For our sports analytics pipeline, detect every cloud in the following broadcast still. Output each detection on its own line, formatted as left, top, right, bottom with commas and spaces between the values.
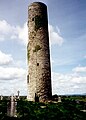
0, 20, 28, 45
17, 22, 28, 45
0, 50, 26, 68
0, 66, 26, 81
49, 24, 64, 46
0, 65, 27, 95
0, 51, 13, 65
0, 73, 27, 96
52, 72, 86, 95
0, 50, 27, 95
0, 20, 64, 46
0, 20, 18, 41
0, 69, 86, 95
72, 66, 86, 73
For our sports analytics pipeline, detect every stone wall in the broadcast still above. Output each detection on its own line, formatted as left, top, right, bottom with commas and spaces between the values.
27, 2, 52, 102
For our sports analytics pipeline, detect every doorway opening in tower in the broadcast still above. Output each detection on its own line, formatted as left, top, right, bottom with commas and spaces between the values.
35, 93, 39, 102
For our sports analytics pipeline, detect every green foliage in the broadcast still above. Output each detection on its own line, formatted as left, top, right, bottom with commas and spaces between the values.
34, 15, 47, 31
16, 99, 86, 120
33, 45, 41, 52
27, 49, 30, 60
35, 15, 43, 31
0, 100, 7, 119
0, 96, 86, 120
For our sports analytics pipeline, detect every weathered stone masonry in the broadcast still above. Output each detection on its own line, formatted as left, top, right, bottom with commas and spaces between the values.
27, 2, 52, 102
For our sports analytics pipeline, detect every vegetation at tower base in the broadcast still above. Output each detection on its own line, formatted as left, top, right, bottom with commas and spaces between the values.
0, 96, 86, 120
33, 45, 42, 52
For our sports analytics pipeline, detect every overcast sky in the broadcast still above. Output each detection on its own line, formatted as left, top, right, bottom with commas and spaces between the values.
0, 0, 86, 96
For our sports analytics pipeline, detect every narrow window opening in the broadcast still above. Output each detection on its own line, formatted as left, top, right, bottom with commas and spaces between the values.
27, 75, 29, 83
37, 63, 39, 66
32, 18, 34, 21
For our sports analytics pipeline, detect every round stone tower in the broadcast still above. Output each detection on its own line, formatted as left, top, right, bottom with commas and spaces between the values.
27, 2, 52, 102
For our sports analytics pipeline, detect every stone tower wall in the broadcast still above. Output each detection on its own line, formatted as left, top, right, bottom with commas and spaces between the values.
27, 2, 52, 102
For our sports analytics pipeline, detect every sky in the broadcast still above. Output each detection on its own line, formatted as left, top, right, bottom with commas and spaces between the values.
0, 0, 86, 96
